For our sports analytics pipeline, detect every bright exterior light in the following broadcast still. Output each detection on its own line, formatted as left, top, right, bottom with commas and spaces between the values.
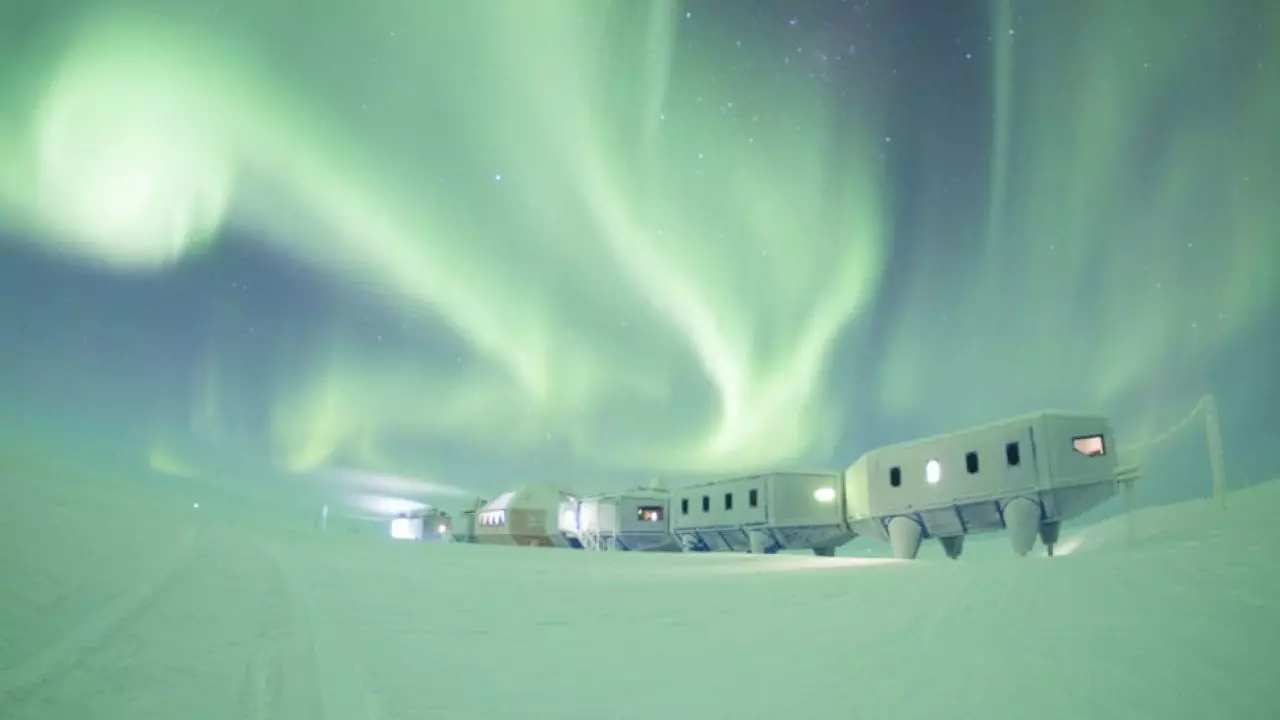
925, 459, 942, 485
390, 517, 415, 540
560, 509, 579, 532
813, 487, 837, 502
437, 524, 448, 534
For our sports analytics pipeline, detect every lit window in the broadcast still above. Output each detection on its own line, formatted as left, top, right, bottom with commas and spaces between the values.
561, 509, 579, 531
925, 459, 942, 485
813, 487, 836, 502
1072, 434, 1106, 457
637, 506, 664, 522
965, 451, 980, 474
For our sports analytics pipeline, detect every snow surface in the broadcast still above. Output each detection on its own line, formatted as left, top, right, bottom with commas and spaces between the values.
2, 455, 1277, 719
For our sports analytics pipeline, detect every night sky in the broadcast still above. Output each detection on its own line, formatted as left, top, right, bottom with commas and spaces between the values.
1, 0, 1277, 516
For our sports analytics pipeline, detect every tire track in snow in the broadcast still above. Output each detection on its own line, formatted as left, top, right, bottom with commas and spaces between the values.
236, 540, 291, 720
265, 541, 390, 720
0, 525, 207, 706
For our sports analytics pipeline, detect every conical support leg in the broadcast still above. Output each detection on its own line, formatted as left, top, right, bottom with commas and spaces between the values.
1002, 497, 1042, 557
1039, 521, 1061, 557
748, 530, 766, 555
887, 516, 923, 560
939, 535, 965, 559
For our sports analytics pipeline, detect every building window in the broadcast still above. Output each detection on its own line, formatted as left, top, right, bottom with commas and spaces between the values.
1072, 434, 1106, 457
560, 508, 579, 532
749, 489, 759, 507
637, 506, 664, 522
965, 451, 980, 474
701, 495, 710, 513
1006, 442, 1021, 466
724, 492, 734, 510
478, 510, 506, 527
889, 466, 901, 487
925, 459, 942, 485
680, 498, 689, 515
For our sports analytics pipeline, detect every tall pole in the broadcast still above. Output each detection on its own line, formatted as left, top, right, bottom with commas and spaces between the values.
1123, 473, 1136, 546
1202, 394, 1227, 511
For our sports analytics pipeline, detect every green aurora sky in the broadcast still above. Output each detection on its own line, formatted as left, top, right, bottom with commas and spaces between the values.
0, 0, 1276, 511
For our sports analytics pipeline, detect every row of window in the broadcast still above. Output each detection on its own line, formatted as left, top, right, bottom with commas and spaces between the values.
885, 434, 1106, 487
679, 488, 760, 516
478, 509, 507, 527
888, 441, 1021, 488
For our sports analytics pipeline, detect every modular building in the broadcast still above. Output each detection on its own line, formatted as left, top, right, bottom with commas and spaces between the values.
449, 497, 489, 544
558, 488, 681, 552
669, 471, 852, 556
843, 410, 1125, 559
474, 484, 577, 548
389, 507, 453, 541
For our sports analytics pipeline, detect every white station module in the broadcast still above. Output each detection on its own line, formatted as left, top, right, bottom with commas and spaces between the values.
843, 410, 1126, 559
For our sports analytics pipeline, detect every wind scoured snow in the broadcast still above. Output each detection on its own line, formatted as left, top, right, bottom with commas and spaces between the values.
1, 456, 1276, 719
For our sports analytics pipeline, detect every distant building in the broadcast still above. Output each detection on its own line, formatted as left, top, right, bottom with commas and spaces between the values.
474, 484, 576, 547
389, 507, 453, 541
559, 487, 681, 552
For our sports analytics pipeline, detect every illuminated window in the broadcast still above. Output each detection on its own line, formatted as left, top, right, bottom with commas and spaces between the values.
925, 459, 942, 485
681, 498, 689, 515
479, 510, 507, 527
1072, 434, 1106, 457
560, 509, 578, 531
965, 451, 980, 474
637, 506, 664, 522
813, 487, 836, 502
701, 495, 710, 513
889, 467, 901, 487
749, 489, 759, 507
1006, 442, 1021, 466
724, 492, 733, 511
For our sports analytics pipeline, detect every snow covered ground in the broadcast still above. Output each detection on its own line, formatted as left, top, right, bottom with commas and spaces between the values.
2, 453, 1277, 719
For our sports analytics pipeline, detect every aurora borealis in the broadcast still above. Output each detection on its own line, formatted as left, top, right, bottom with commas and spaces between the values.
1, 0, 1277, 507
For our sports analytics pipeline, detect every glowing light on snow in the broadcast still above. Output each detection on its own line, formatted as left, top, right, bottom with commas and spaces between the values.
1054, 533, 1084, 556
